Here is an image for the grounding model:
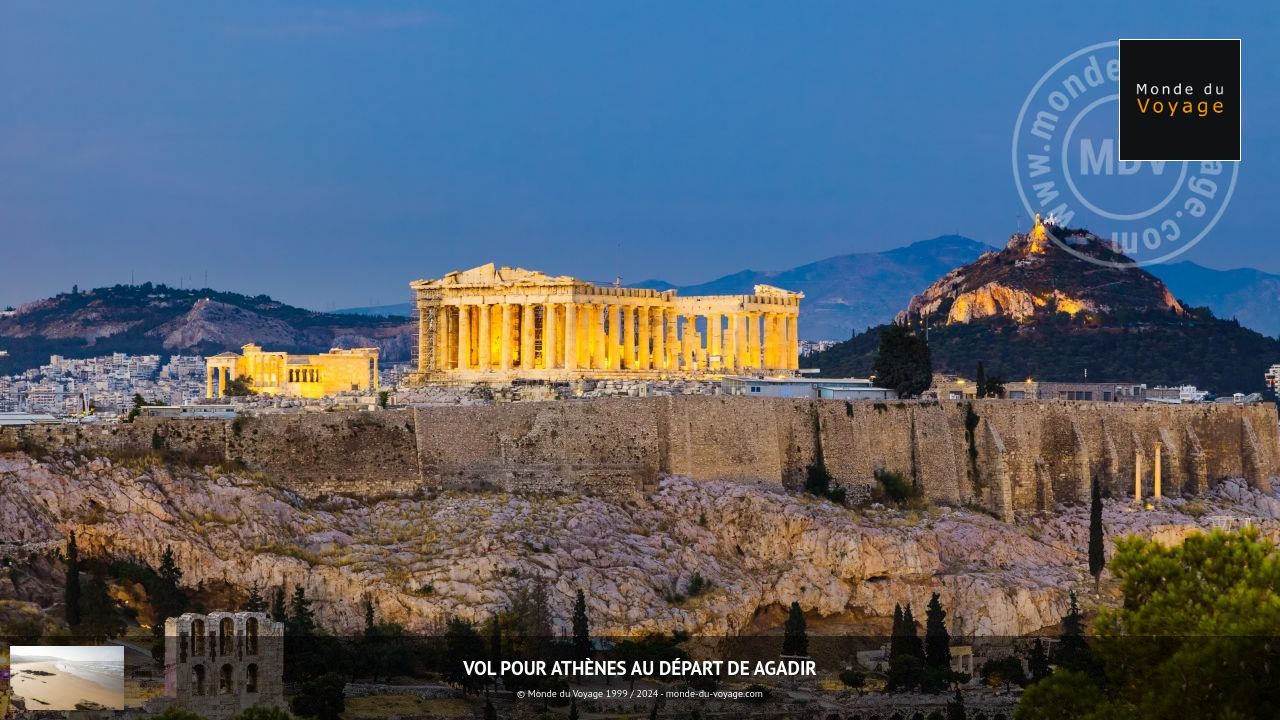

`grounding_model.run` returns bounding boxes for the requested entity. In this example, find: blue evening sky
[2,1,1276,310]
